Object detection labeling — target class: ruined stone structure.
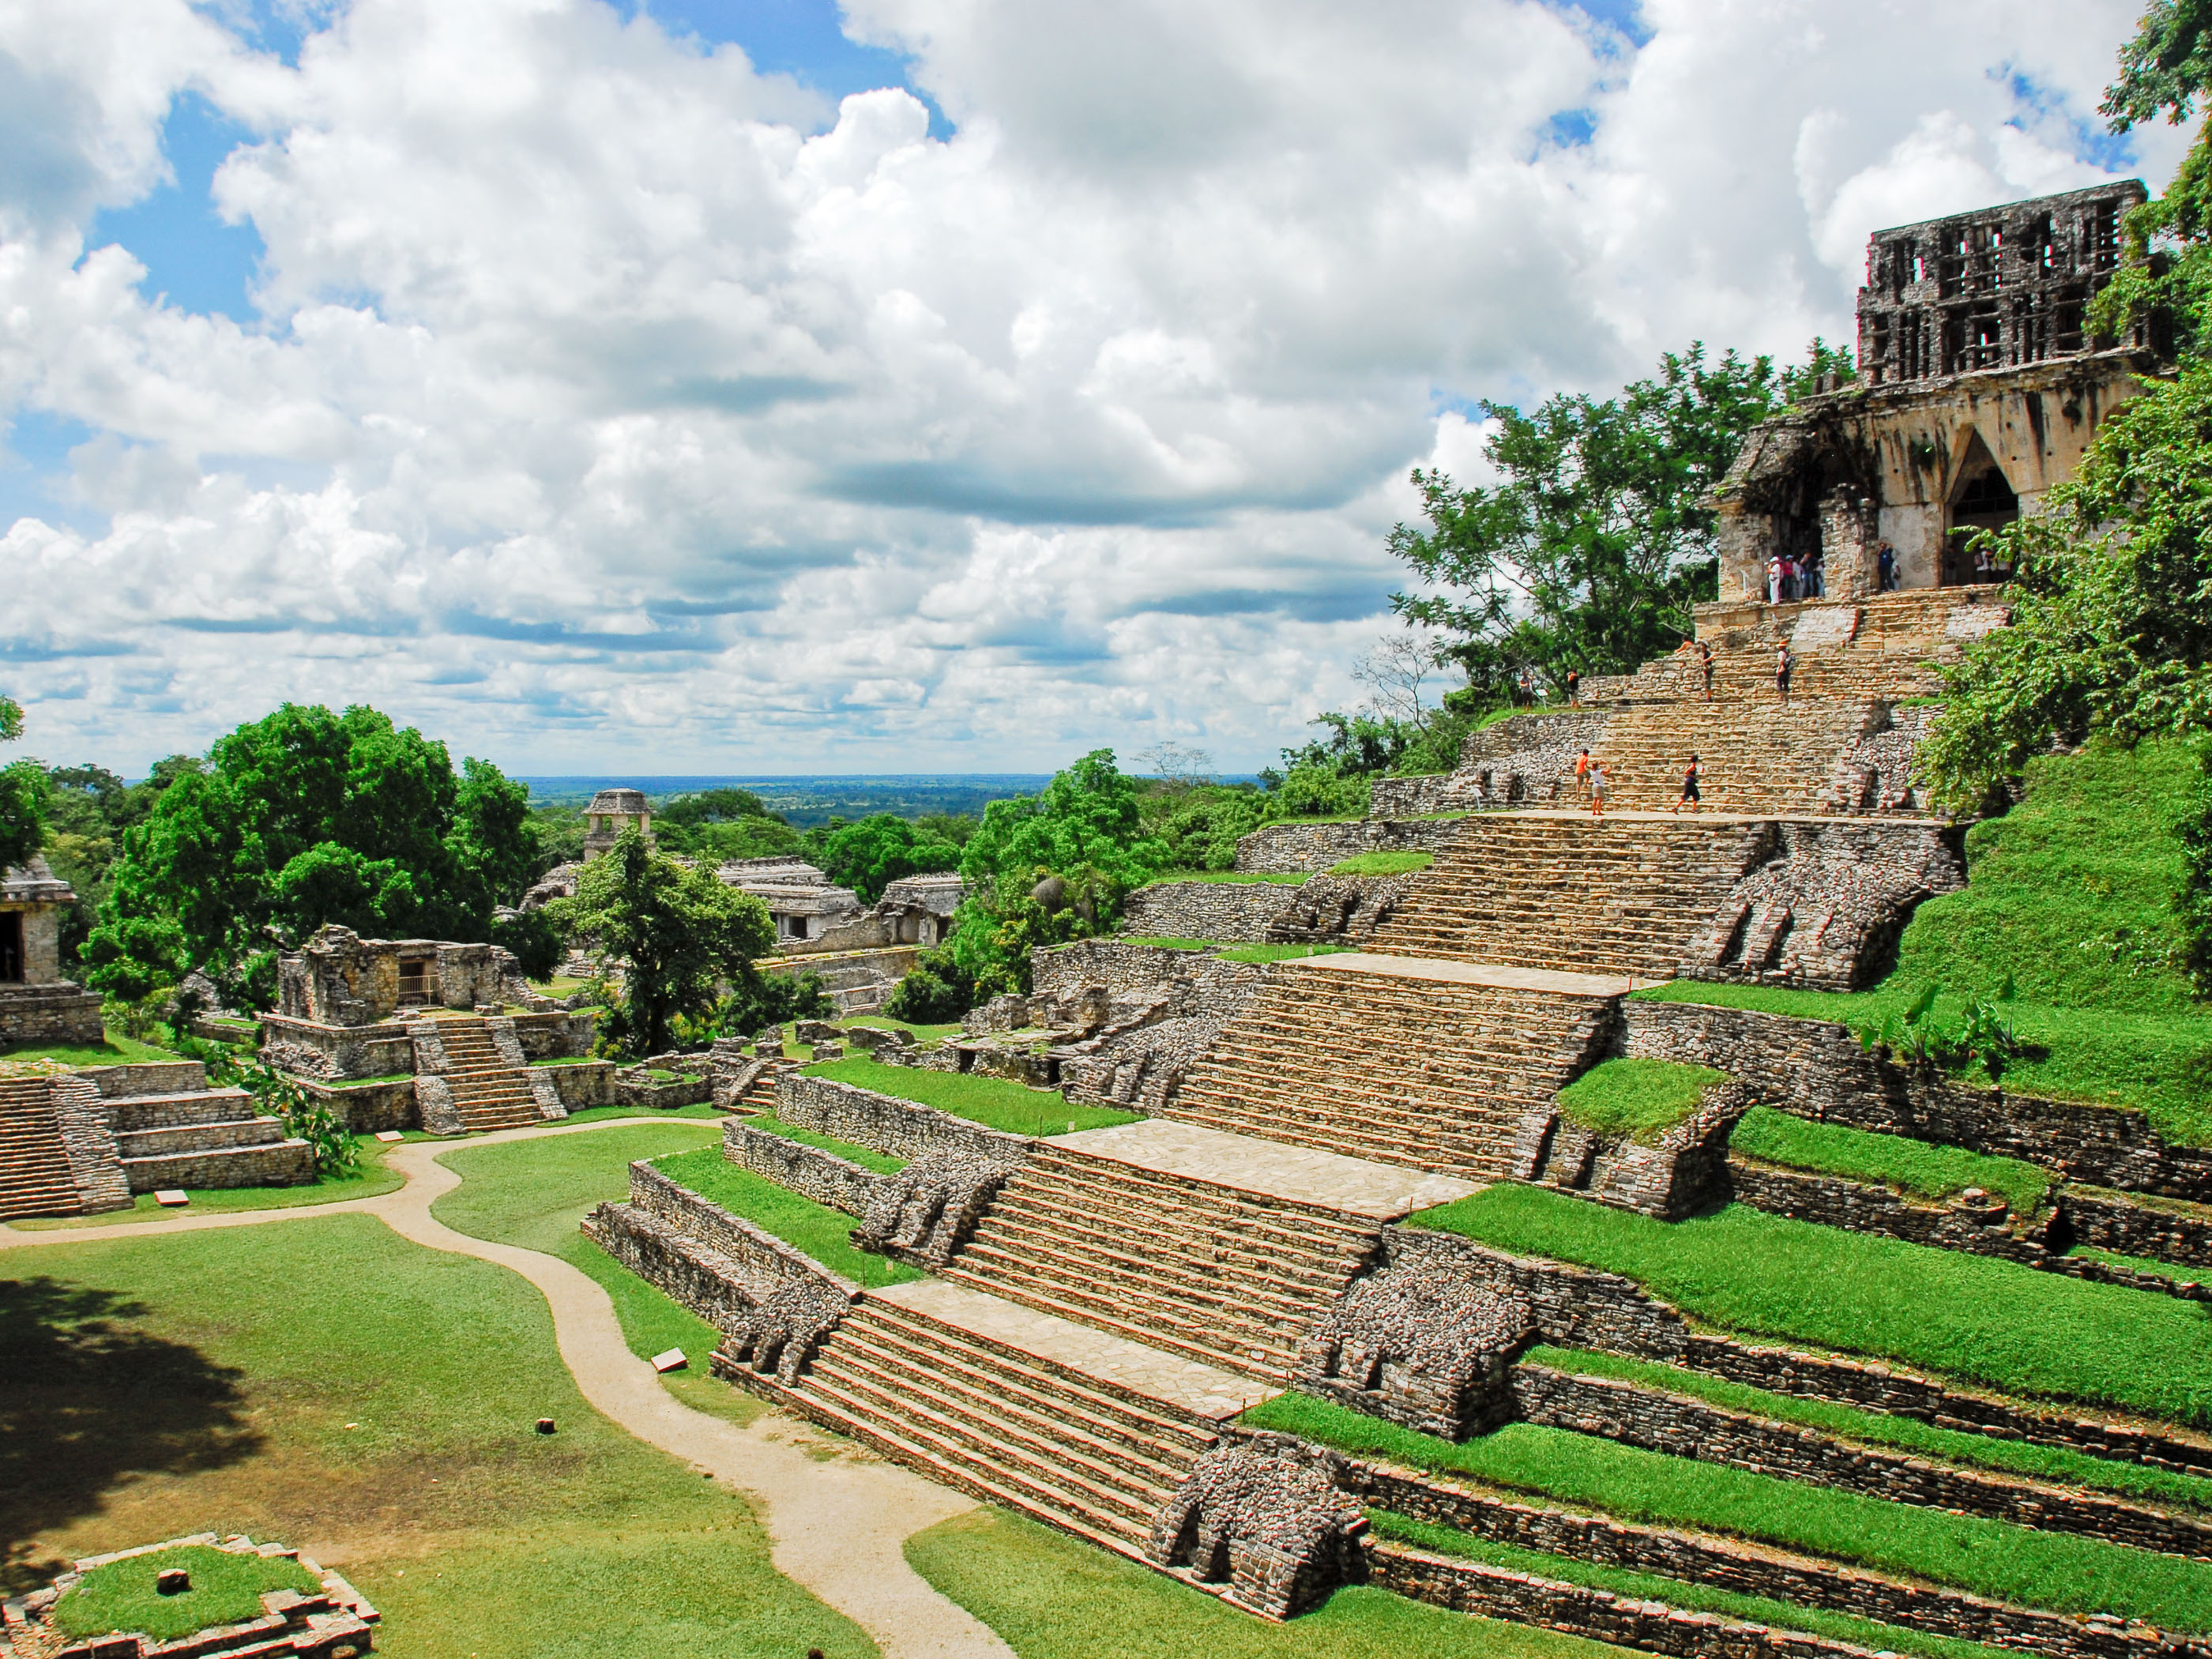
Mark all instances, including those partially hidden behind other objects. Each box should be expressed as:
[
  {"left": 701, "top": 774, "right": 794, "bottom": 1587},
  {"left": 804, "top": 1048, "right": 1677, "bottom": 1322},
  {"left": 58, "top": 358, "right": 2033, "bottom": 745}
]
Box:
[
  {"left": 1714, "top": 181, "right": 2158, "bottom": 600},
  {"left": 0, "top": 856, "right": 103, "bottom": 1046},
  {"left": 581, "top": 786, "right": 653, "bottom": 859}
]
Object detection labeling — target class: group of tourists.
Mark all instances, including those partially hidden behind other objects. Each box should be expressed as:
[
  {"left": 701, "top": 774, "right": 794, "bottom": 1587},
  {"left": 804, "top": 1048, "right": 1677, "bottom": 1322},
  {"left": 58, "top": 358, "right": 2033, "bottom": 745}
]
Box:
[
  {"left": 1571, "top": 747, "right": 1706, "bottom": 816},
  {"left": 1766, "top": 548, "right": 1826, "bottom": 604}
]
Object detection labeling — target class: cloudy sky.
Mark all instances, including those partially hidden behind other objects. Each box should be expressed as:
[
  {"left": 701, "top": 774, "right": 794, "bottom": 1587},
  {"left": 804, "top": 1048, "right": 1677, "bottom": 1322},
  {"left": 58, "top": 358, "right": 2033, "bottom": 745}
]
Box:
[{"left": 0, "top": 0, "right": 2187, "bottom": 776}]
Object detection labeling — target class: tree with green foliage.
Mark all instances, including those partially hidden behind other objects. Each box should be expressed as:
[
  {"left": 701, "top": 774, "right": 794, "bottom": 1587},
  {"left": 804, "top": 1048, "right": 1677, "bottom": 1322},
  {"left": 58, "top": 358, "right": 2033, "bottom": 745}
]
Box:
[
  {"left": 83, "top": 704, "right": 540, "bottom": 1007},
  {"left": 653, "top": 788, "right": 803, "bottom": 863},
  {"left": 2098, "top": 0, "right": 2212, "bottom": 359},
  {"left": 942, "top": 750, "right": 1168, "bottom": 996},
  {"left": 0, "top": 694, "right": 47, "bottom": 874},
  {"left": 882, "top": 943, "right": 975, "bottom": 1024},
  {"left": 815, "top": 813, "right": 962, "bottom": 902},
  {"left": 547, "top": 829, "right": 774, "bottom": 1055},
  {"left": 715, "top": 963, "right": 833, "bottom": 1039},
  {"left": 1387, "top": 343, "right": 1795, "bottom": 700}
]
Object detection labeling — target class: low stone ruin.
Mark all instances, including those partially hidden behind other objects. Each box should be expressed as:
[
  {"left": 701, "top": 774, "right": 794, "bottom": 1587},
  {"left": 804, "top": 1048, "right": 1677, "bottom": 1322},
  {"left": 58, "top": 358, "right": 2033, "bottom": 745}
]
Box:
[
  {"left": 0, "top": 856, "right": 103, "bottom": 1047},
  {"left": 720, "top": 1277, "right": 853, "bottom": 1385},
  {"left": 1303, "top": 1270, "right": 1537, "bottom": 1439},
  {"left": 856, "top": 1147, "right": 1025, "bottom": 1267},
  {"left": 1514, "top": 1081, "right": 1759, "bottom": 1221},
  {"left": 1148, "top": 1433, "right": 1371, "bottom": 1620}
]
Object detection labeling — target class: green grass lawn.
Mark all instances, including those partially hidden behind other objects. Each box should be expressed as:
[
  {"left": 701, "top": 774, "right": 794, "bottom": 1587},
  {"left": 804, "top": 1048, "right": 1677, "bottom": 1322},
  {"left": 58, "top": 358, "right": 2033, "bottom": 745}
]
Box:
[
  {"left": 430, "top": 1123, "right": 766, "bottom": 1426},
  {"left": 648, "top": 1146, "right": 920, "bottom": 1288},
  {"left": 905, "top": 1507, "right": 1616, "bottom": 1659},
  {"left": 1366, "top": 1514, "right": 2002, "bottom": 1659},
  {"left": 1635, "top": 738, "right": 2212, "bottom": 1143},
  {"left": 1730, "top": 1106, "right": 2054, "bottom": 1213},
  {"left": 1523, "top": 1345, "right": 2212, "bottom": 1513},
  {"left": 56, "top": 1544, "right": 322, "bottom": 1642},
  {"left": 1327, "top": 851, "right": 1434, "bottom": 876},
  {"left": 1556, "top": 1059, "right": 1725, "bottom": 1142},
  {"left": 1122, "top": 937, "right": 1226, "bottom": 951},
  {"left": 801, "top": 1056, "right": 1138, "bottom": 1136},
  {"left": 1409, "top": 1183, "right": 2212, "bottom": 1426},
  {"left": 1247, "top": 1391, "right": 2212, "bottom": 1633},
  {"left": 842, "top": 1014, "right": 964, "bottom": 1042},
  {"left": 547, "top": 1103, "right": 721, "bottom": 1127},
  {"left": 0, "top": 1214, "right": 874, "bottom": 1656},
  {"left": 5, "top": 1138, "right": 408, "bottom": 1230},
  {"left": 0, "top": 1031, "right": 183, "bottom": 1070},
  {"left": 742, "top": 1116, "right": 908, "bottom": 1174},
  {"left": 1215, "top": 942, "right": 1354, "bottom": 964}
]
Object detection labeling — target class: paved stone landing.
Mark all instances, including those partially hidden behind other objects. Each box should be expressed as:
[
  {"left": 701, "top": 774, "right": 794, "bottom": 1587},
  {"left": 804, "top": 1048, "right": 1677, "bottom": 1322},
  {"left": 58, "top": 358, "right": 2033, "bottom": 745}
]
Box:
[
  {"left": 1292, "top": 949, "right": 1634, "bottom": 999},
  {"left": 867, "top": 1277, "right": 1279, "bottom": 1420},
  {"left": 1052, "top": 1116, "right": 1478, "bottom": 1219}
]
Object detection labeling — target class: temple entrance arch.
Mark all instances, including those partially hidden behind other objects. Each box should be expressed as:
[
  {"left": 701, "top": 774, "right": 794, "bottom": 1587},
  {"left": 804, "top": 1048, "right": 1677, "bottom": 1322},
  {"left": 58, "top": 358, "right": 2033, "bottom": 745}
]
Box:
[{"left": 1944, "top": 432, "right": 2018, "bottom": 585}]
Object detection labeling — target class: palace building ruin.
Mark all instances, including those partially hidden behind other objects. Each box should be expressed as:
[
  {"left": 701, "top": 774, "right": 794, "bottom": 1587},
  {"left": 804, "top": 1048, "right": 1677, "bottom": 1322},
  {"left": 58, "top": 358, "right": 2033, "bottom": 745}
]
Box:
[{"left": 1714, "top": 179, "right": 2161, "bottom": 599}]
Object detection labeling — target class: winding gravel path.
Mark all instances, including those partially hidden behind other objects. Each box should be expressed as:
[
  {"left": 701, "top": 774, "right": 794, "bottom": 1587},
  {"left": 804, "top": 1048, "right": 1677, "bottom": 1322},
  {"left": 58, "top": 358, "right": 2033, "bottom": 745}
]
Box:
[{"left": 1, "top": 1119, "right": 1014, "bottom": 1659}]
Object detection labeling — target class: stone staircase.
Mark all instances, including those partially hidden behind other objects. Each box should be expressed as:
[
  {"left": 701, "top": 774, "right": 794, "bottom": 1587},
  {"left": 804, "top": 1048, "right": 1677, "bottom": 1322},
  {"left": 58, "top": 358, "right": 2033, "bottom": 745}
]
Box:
[
  {"left": 103, "top": 1079, "right": 314, "bottom": 1191},
  {"left": 939, "top": 1142, "right": 1386, "bottom": 1380},
  {"left": 414, "top": 1016, "right": 559, "bottom": 1134},
  {"left": 1587, "top": 698, "right": 1886, "bottom": 814},
  {"left": 1368, "top": 814, "right": 1771, "bottom": 979},
  {"left": 1164, "top": 957, "right": 1618, "bottom": 1179},
  {"left": 0, "top": 1077, "right": 92, "bottom": 1219},
  {"left": 759, "top": 1283, "right": 1236, "bottom": 1556}
]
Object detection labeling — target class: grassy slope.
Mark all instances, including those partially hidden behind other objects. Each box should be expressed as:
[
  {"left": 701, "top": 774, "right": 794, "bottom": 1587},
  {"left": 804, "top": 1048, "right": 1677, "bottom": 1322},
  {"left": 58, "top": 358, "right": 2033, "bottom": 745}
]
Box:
[
  {"left": 1730, "top": 1106, "right": 2054, "bottom": 1213},
  {"left": 905, "top": 1508, "right": 1615, "bottom": 1659},
  {"left": 1409, "top": 1183, "right": 2212, "bottom": 1426},
  {"left": 1327, "top": 851, "right": 1435, "bottom": 876},
  {"left": 801, "top": 1055, "right": 1138, "bottom": 1135},
  {"left": 648, "top": 1145, "right": 919, "bottom": 1289},
  {"left": 1247, "top": 1391, "right": 2212, "bottom": 1633},
  {"left": 0, "top": 1215, "right": 873, "bottom": 1657},
  {"left": 1636, "top": 737, "right": 2212, "bottom": 1142},
  {"left": 6, "top": 1137, "right": 410, "bottom": 1229},
  {"left": 58, "top": 1545, "right": 321, "bottom": 1642},
  {"left": 744, "top": 1116, "right": 908, "bottom": 1173},
  {"left": 0, "top": 1032, "right": 183, "bottom": 1068},
  {"left": 1217, "top": 942, "right": 1352, "bottom": 964},
  {"left": 1556, "top": 1059, "right": 1725, "bottom": 1141}
]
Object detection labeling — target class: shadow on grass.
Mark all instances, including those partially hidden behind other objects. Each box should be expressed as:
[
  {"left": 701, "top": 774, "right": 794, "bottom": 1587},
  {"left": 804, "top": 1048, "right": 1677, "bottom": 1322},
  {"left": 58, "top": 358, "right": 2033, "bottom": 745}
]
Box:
[{"left": 0, "top": 1277, "right": 261, "bottom": 1595}]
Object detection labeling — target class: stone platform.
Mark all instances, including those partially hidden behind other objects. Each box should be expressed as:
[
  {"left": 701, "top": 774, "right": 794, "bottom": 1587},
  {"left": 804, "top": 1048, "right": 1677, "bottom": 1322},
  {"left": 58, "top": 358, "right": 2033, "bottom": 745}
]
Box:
[
  {"left": 1292, "top": 950, "right": 1635, "bottom": 999},
  {"left": 1053, "top": 1117, "right": 1477, "bottom": 1221}
]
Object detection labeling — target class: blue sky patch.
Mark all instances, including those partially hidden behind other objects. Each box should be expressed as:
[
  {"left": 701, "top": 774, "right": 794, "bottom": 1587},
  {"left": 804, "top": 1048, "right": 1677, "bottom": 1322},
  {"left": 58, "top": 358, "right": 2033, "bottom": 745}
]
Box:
[
  {"left": 87, "top": 90, "right": 263, "bottom": 322},
  {"left": 1999, "top": 66, "right": 2135, "bottom": 174},
  {"left": 630, "top": 0, "right": 954, "bottom": 137}
]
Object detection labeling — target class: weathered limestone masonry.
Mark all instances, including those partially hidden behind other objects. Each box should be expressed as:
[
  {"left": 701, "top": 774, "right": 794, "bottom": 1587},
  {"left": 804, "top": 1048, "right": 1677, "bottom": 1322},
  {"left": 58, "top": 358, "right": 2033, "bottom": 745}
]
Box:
[
  {"left": 1146, "top": 1433, "right": 1371, "bottom": 1620},
  {"left": 0, "top": 1073, "right": 131, "bottom": 1219},
  {"left": 1514, "top": 1080, "right": 1757, "bottom": 1221},
  {"left": 1341, "top": 1227, "right": 2212, "bottom": 1473},
  {"left": 723, "top": 1119, "right": 885, "bottom": 1216},
  {"left": 1122, "top": 881, "right": 1302, "bottom": 942},
  {"left": 777, "top": 1074, "right": 1025, "bottom": 1162},
  {"left": 1621, "top": 998, "right": 2212, "bottom": 1200},
  {"left": 91, "top": 1061, "right": 314, "bottom": 1193},
  {"left": 408, "top": 1015, "right": 568, "bottom": 1135},
  {"left": 1235, "top": 817, "right": 1464, "bottom": 875},
  {"left": 1371, "top": 713, "right": 1613, "bottom": 814},
  {"left": 7, "top": 1533, "right": 379, "bottom": 1659},
  {"left": 0, "top": 856, "right": 103, "bottom": 1045}
]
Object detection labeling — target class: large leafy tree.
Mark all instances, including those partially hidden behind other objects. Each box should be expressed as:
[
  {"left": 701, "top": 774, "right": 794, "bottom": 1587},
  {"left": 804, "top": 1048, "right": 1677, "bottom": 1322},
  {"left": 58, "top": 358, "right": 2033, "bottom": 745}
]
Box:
[
  {"left": 1387, "top": 344, "right": 1792, "bottom": 698},
  {"left": 84, "top": 704, "right": 539, "bottom": 1006},
  {"left": 547, "top": 829, "right": 774, "bottom": 1055},
  {"left": 653, "top": 787, "right": 802, "bottom": 863},
  {"left": 0, "top": 695, "right": 46, "bottom": 873},
  {"left": 817, "top": 813, "right": 962, "bottom": 903}
]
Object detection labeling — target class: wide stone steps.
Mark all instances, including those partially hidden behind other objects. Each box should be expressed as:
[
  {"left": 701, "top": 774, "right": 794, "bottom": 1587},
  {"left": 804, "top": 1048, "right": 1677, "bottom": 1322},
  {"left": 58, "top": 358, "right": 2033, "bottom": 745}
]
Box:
[
  {"left": 942, "top": 1146, "right": 1379, "bottom": 1380},
  {"left": 111, "top": 1115, "right": 291, "bottom": 1159},
  {"left": 423, "top": 1017, "right": 551, "bottom": 1133},
  {"left": 0, "top": 1080, "right": 83, "bottom": 1219},
  {"left": 103, "top": 1085, "right": 259, "bottom": 1132},
  {"left": 1587, "top": 698, "right": 1880, "bottom": 815},
  {"left": 1166, "top": 964, "right": 1611, "bottom": 1179},
  {"left": 775, "top": 1294, "right": 1220, "bottom": 1552},
  {"left": 1370, "top": 814, "right": 1770, "bottom": 977}
]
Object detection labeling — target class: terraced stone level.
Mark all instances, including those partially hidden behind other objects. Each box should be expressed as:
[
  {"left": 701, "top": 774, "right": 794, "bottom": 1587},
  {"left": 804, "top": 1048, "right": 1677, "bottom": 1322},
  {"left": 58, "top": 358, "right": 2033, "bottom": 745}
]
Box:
[
  {"left": 1165, "top": 957, "right": 1622, "bottom": 1179},
  {"left": 104, "top": 1083, "right": 312, "bottom": 1190},
  {"left": 427, "top": 1018, "right": 551, "bottom": 1132},
  {"left": 0, "top": 1077, "right": 88, "bottom": 1218},
  {"left": 755, "top": 1280, "right": 1264, "bottom": 1555},
  {"left": 1593, "top": 697, "right": 1887, "bottom": 814},
  {"left": 1369, "top": 814, "right": 1773, "bottom": 979},
  {"left": 941, "top": 1138, "right": 1390, "bottom": 1379}
]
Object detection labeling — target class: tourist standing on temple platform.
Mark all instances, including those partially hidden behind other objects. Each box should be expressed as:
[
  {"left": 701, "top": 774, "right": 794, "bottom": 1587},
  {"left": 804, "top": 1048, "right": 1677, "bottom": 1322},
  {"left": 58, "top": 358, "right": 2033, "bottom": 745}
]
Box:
[
  {"left": 1767, "top": 554, "right": 1783, "bottom": 604},
  {"left": 1574, "top": 747, "right": 1591, "bottom": 800},
  {"left": 1699, "top": 640, "right": 1714, "bottom": 701},
  {"left": 1808, "top": 549, "right": 1825, "bottom": 598},
  {"left": 1588, "top": 760, "right": 1607, "bottom": 818},
  {"left": 1877, "top": 541, "right": 1897, "bottom": 591},
  {"left": 1776, "top": 643, "right": 1793, "bottom": 702},
  {"left": 1671, "top": 754, "right": 1702, "bottom": 814},
  {"left": 1565, "top": 666, "right": 1580, "bottom": 705}
]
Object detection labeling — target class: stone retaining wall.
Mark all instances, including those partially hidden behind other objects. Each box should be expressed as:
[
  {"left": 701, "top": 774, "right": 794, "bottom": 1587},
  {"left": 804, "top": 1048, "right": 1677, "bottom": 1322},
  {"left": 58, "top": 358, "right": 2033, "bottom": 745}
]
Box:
[
  {"left": 1352, "top": 1459, "right": 2186, "bottom": 1659},
  {"left": 1059, "top": 956, "right": 1268, "bottom": 1112},
  {"left": 260, "top": 1013, "right": 416, "bottom": 1082},
  {"left": 0, "top": 983, "right": 104, "bottom": 1046},
  {"left": 1123, "top": 881, "right": 1302, "bottom": 942},
  {"left": 299, "top": 1076, "right": 417, "bottom": 1132},
  {"left": 1234, "top": 817, "right": 1464, "bottom": 875},
  {"left": 123, "top": 1140, "right": 314, "bottom": 1191},
  {"left": 2067, "top": 1187, "right": 2212, "bottom": 1272},
  {"left": 724, "top": 1119, "right": 887, "bottom": 1216},
  {"left": 1033, "top": 939, "right": 1222, "bottom": 995},
  {"left": 49, "top": 1073, "right": 134, "bottom": 1213},
  {"left": 613, "top": 1159, "right": 855, "bottom": 1291},
  {"left": 1620, "top": 998, "right": 2212, "bottom": 1201},
  {"left": 776, "top": 1074, "right": 1030, "bottom": 1163},
  {"left": 81, "top": 1061, "right": 209, "bottom": 1099},
  {"left": 536, "top": 1061, "right": 615, "bottom": 1111},
  {"left": 1510, "top": 1364, "right": 2212, "bottom": 1558}
]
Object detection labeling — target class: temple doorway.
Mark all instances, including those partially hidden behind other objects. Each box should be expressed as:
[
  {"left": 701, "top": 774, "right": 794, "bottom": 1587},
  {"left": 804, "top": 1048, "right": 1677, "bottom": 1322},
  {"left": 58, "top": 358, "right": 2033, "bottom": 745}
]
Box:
[{"left": 1944, "top": 435, "right": 2018, "bottom": 585}]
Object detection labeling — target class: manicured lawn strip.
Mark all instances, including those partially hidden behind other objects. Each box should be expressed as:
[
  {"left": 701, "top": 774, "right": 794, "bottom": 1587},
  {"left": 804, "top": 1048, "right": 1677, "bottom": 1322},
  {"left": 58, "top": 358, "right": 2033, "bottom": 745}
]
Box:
[
  {"left": 5, "top": 1138, "right": 408, "bottom": 1229},
  {"left": 551, "top": 1102, "right": 721, "bottom": 1125},
  {"left": 1366, "top": 1513, "right": 2003, "bottom": 1659},
  {"left": 649, "top": 1145, "right": 920, "bottom": 1288},
  {"left": 3, "top": 1216, "right": 871, "bottom": 1655},
  {"left": 1140, "top": 871, "right": 1308, "bottom": 886},
  {"left": 1556, "top": 1059, "right": 1725, "bottom": 1142},
  {"left": 802, "top": 1056, "right": 1138, "bottom": 1135},
  {"left": 58, "top": 1545, "right": 322, "bottom": 1642},
  {"left": 844, "top": 1014, "right": 964, "bottom": 1042},
  {"left": 1407, "top": 1185, "right": 2212, "bottom": 1427},
  {"left": 432, "top": 1124, "right": 769, "bottom": 1425},
  {"left": 1523, "top": 1345, "right": 2212, "bottom": 1514},
  {"left": 1327, "top": 851, "right": 1434, "bottom": 876},
  {"left": 1123, "top": 937, "right": 1226, "bottom": 950},
  {"left": 745, "top": 1116, "right": 908, "bottom": 1174},
  {"left": 1244, "top": 1391, "right": 2212, "bottom": 1631},
  {"left": 1216, "top": 942, "right": 1354, "bottom": 964},
  {"left": 904, "top": 1507, "right": 1615, "bottom": 1659},
  {"left": 1729, "top": 1106, "right": 2054, "bottom": 1213},
  {"left": 0, "top": 1031, "right": 183, "bottom": 1068}
]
